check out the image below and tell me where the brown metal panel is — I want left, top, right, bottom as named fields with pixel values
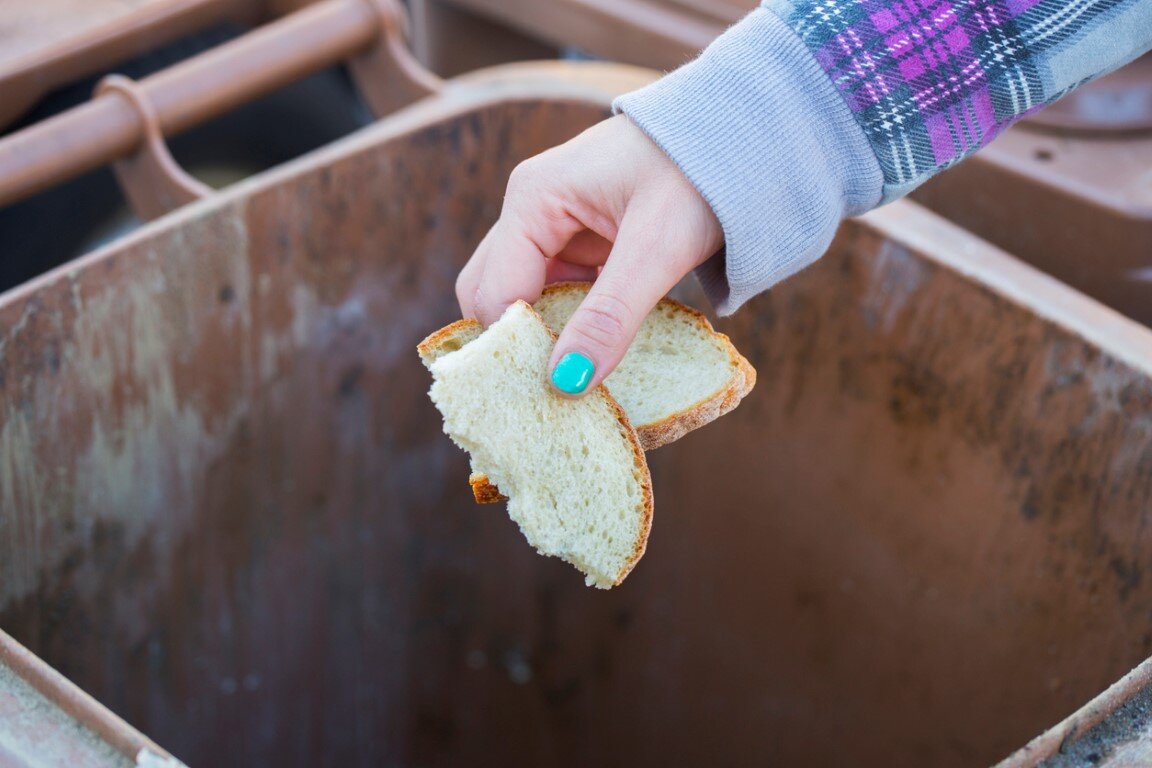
left=2, top=62, right=1152, bottom=767
left=912, top=115, right=1152, bottom=328
left=658, top=0, right=750, bottom=24
left=428, top=0, right=726, bottom=69
left=411, top=0, right=754, bottom=74
left=409, top=0, right=559, bottom=78
left=999, top=657, right=1152, bottom=767
left=0, top=0, right=265, bottom=129
left=0, top=630, right=175, bottom=767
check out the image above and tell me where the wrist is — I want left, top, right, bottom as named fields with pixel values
left=614, top=7, right=883, bottom=314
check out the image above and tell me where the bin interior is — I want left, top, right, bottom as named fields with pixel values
left=3, top=75, right=1152, bottom=767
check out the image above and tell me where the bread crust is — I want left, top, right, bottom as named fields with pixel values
left=417, top=318, right=483, bottom=366
left=469, top=472, right=507, bottom=504
left=538, top=282, right=757, bottom=450
left=418, top=301, right=653, bottom=587
left=600, top=374, right=653, bottom=586
left=464, top=284, right=757, bottom=515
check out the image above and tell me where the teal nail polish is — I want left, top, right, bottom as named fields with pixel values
left=551, top=352, right=595, bottom=395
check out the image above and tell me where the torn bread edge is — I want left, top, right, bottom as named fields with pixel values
left=452, top=283, right=757, bottom=503
left=418, top=300, right=653, bottom=587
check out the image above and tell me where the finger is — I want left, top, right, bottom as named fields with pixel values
left=554, top=229, right=613, bottom=266
left=545, top=259, right=599, bottom=284
left=473, top=200, right=584, bottom=327
left=546, top=207, right=689, bottom=397
left=456, top=226, right=496, bottom=319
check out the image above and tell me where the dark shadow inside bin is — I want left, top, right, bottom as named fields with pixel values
left=3, top=95, right=1152, bottom=768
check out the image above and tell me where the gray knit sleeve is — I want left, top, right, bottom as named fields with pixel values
left=613, top=8, right=883, bottom=315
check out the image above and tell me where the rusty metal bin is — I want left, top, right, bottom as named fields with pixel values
left=4, top=60, right=1152, bottom=768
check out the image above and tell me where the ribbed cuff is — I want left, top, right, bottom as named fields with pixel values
left=614, top=7, right=883, bottom=315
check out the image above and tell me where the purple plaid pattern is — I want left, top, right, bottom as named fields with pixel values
left=767, top=0, right=1141, bottom=198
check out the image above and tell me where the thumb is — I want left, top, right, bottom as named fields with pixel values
left=546, top=208, right=690, bottom=397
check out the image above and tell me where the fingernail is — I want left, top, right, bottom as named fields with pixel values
left=551, top=352, right=595, bottom=395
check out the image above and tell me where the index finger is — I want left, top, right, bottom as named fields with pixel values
left=472, top=205, right=584, bottom=327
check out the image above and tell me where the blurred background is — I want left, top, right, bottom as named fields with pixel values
left=2, top=3, right=1152, bottom=768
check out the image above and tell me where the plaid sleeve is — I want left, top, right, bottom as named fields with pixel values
left=765, top=0, right=1152, bottom=201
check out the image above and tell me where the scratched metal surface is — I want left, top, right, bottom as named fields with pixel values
left=0, top=660, right=127, bottom=767
left=1041, top=685, right=1152, bottom=767
left=2, top=68, right=1152, bottom=766
left=1000, top=655, right=1152, bottom=766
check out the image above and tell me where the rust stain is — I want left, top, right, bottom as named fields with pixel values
left=2, top=69, right=1152, bottom=768
left=2, top=209, right=254, bottom=613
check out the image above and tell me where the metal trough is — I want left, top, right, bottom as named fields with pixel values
left=3, top=58, right=1152, bottom=767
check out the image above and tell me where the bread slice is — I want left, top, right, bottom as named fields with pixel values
left=536, top=282, right=756, bottom=449
left=462, top=283, right=756, bottom=504
left=418, top=300, right=652, bottom=589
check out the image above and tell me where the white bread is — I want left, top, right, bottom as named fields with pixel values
left=461, top=283, right=757, bottom=504
left=418, top=301, right=652, bottom=589
left=535, top=282, right=756, bottom=449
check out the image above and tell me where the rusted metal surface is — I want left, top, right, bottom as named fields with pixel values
left=1, top=629, right=175, bottom=767
left=0, top=62, right=649, bottom=767
left=411, top=0, right=751, bottom=73
left=3, top=60, right=1152, bottom=767
left=410, top=0, right=558, bottom=78
left=345, top=0, right=443, bottom=117
left=0, top=0, right=441, bottom=213
left=96, top=75, right=213, bottom=221
left=659, top=0, right=747, bottom=24
left=0, top=0, right=264, bottom=129
left=1022, top=53, right=1152, bottom=134
left=912, top=116, right=1152, bottom=328
left=999, top=657, right=1152, bottom=767
left=0, top=0, right=186, bottom=71
left=912, top=53, right=1152, bottom=328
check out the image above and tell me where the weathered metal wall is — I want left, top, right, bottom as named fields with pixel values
left=3, top=72, right=1152, bottom=767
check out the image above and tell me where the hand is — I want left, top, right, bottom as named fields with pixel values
left=456, top=114, right=723, bottom=397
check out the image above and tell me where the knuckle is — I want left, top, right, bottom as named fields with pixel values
left=507, top=159, right=572, bottom=226
left=570, top=292, right=633, bottom=351
left=507, top=158, right=544, bottom=196
left=473, top=293, right=499, bottom=327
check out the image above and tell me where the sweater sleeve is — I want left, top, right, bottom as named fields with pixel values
left=767, top=0, right=1152, bottom=201
left=615, top=8, right=883, bottom=315
left=615, top=1, right=1152, bottom=315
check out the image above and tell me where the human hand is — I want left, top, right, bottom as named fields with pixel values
left=456, top=114, right=722, bottom=397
